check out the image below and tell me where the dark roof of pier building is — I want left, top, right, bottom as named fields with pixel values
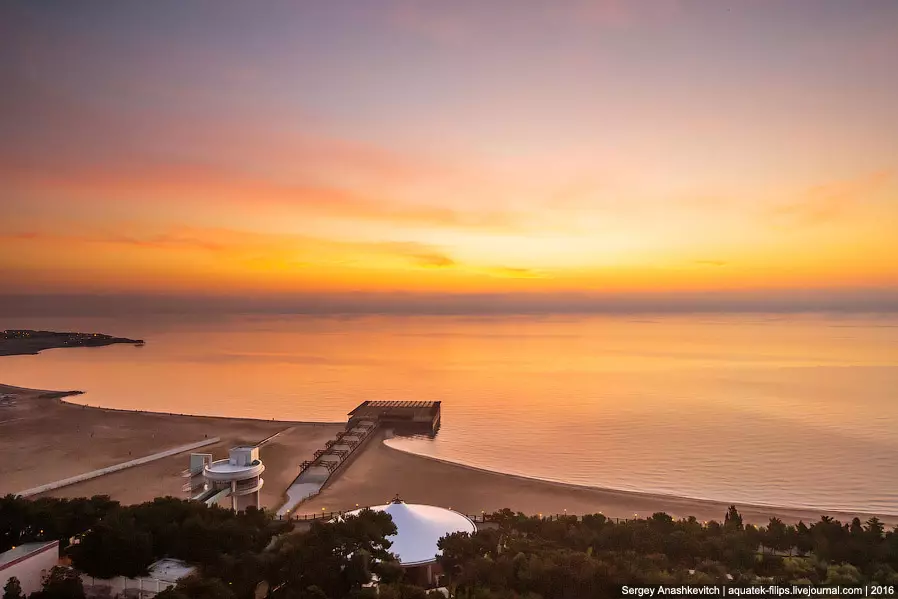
left=348, top=400, right=440, bottom=418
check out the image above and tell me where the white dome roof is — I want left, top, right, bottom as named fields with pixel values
left=345, top=501, right=476, bottom=566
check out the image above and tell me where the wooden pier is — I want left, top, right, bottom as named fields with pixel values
left=277, top=400, right=442, bottom=517
left=348, top=400, right=441, bottom=436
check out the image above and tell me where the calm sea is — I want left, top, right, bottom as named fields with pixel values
left=2, top=313, right=896, bottom=514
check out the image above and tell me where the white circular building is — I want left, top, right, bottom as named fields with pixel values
left=345, top=499, right=476, bottom=586
left=186, top=446, right=265, bottom=512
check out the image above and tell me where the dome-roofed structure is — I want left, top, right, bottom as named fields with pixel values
left=345, top=497, right=476, bottom=585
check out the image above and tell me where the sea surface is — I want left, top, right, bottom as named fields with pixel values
left=2, top=313, right=896, bottom=515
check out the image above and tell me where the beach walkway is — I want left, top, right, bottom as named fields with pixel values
left=16, top=437, right=221, bottom=498
left=276, top=401, right=443, bottom=516
left=276, top=421, right=379, bottom=516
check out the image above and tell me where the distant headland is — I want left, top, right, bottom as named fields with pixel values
left=0, top=329, right=145, bottom=357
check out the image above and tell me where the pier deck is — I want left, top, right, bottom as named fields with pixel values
left=348, top=400, right=441, bottom=435
left=277, top=400, right=441, bottom=516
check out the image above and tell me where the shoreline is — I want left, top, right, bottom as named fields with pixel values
left=0, top=382, right=345, bottom=506
left=0, top=330, right=145, bottom=357
left=1, top=382, right=343, bottom=426
left=4, top=383, right=896, bottom=525
left=59, top=393, right=345, bottom=427
left=381, top=439, right=898, bottom=523
left=295, top=429, right=898, bottom=526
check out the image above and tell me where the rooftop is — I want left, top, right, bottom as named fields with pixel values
left=348, top=400, right=441, bottom=416
left=0, top=540, right=59, bottom=570
left=148, top=558, right=196, bottom=583
left=344, top=501, right=475, bottom=566
left=206, top=460, right=261, bottom=473
left=366, top=401, right=439, bottom=409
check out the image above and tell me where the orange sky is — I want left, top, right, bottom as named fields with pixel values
left=2, top=1, right=897, bottom=305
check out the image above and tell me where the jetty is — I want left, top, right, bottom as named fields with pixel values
left=348, top=400, right=441, bottom=435
left=277, top=401, right=441, bottom=516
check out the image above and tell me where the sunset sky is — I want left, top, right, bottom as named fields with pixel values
left=2, top=1, right=897, bottom=310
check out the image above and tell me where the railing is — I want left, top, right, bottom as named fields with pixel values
left=279, top=510, right=635, bottom=524
left=281, top=422, right=381, bottom=515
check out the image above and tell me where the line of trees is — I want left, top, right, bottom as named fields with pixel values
left=4, top=495, right=898, bottom=599
left=0, top=495, right=119, bottom=553
left=436, top=507, right=898, bottom=598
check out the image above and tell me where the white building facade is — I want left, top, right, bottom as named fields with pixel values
left=0, top=540, right=60, bottom=597
left=184, top=446, right=264, bottom=511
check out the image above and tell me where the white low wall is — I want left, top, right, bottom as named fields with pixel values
left=83, top=575, right=174, bottom=598
left=16, top=438, right=221, bottom=497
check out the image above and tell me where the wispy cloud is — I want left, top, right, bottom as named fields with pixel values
left=0, top=226, right=464, bottom=273
left=410, top=252, right=457, bottom=268
left=769, top=171, right=891, bottom=227
left=482, top=266, right=547, bottom=279
left=0, top=156, right=522, bottom=233
left=373, top=242, right=457, bottom=269
left=694, top=260, right=728, bottom=267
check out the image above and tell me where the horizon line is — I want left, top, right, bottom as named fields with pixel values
left=2, top=288, right=897, bottom=316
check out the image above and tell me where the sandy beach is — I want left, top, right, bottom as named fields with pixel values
left=4, top=382, right=895, bottom=526
left=0, top=383, right=343, bottom=508
left=295, top=430, right=898, bottom=527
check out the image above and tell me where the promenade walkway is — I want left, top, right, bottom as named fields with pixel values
left=276, top=421, right=378, bottom=517
left=16, top=437, right=221, bottom=497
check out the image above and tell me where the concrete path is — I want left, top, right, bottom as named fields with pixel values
left=277, top=482, right=323, bottom=516
left=16, top=437, right=221, bottom=497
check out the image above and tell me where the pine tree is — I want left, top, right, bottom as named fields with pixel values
left=3, top=577, right=24, bottom=599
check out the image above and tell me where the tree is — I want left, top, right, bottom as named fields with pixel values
left=267, top=509, right=398, bottom=599
left=3, top=577, right=23, bottom=599
left=824, top=563, right=862, bottom=586
left=70, top=510, right=153, bottom=578
left=0, top=494, right=119, bottom=553
left=30, top=567, right=85, bottom=599
left=724, top=506, right=743, bottom=531
left=866, top=517, right=885, bottom=540
left=764, top=517, right=789, bottom=553
left=377, top=583, right=432, bottom=599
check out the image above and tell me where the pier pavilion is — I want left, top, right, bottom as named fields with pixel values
left=348, top=400, right=441, bottom=436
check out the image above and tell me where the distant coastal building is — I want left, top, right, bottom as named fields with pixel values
left=348, top=400, right=441, bottom=436
left=0, top=540, right=60, bottom=597
left=343, top=499, right=476, bottom=587
left=184, top=446, right=264, bottom=512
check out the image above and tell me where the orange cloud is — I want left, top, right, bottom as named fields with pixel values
left=1, top=156, right=521, bottom=233
left=769, top=171, right=892, bottom=227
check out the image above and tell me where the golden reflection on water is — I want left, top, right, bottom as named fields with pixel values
left=2, top=314, right=896, bottom=513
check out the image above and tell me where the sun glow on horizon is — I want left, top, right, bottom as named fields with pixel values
left=1, top=1, right=897, bottom=302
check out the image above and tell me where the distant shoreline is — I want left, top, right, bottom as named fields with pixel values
left=60, top=393, right=345, bottom=427
left=0, top=329, right=145, bottom=357
left=0, top=382, right=343, bottom=427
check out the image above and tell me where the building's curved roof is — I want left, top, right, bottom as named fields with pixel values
left=345, top=500, right=476, bottom=566
left=204, top=459, right=264, bottom=481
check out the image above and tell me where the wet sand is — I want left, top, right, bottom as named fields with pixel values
left=0, top=383, right=343, bottom=508
left=296, top=430, right=898, bottom=526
